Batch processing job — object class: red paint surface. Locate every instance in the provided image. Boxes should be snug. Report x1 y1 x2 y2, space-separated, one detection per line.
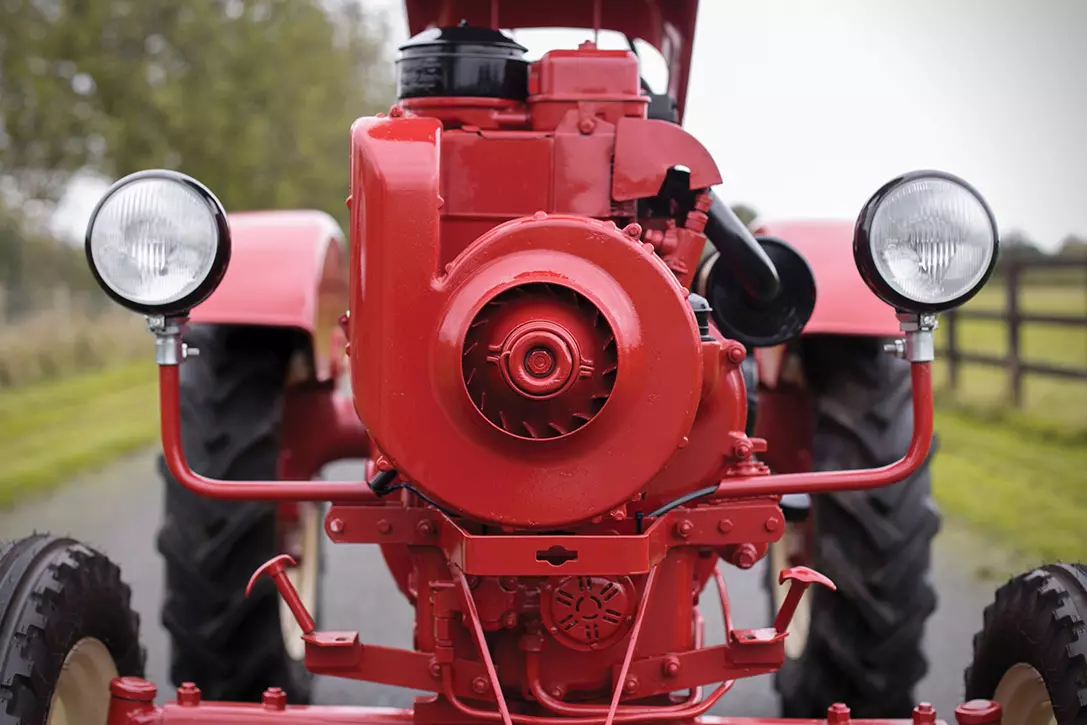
190 210 349 379
753 219 901 337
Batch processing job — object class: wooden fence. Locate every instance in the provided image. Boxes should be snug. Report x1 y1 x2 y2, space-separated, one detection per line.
939 257 1087 408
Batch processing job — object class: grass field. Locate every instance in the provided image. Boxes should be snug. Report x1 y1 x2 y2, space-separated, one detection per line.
0 360 159 509
930 275 1087 563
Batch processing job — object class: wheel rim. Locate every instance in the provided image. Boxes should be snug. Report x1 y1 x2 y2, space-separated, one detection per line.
47 637 118 725
769 523 811 659
280 502 321 661
994 662 1057 725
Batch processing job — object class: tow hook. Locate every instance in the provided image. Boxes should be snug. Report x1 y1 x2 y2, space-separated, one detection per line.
247 554 316 636
773 566 835 634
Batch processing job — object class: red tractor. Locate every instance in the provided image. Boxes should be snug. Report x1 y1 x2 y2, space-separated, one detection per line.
2 2 1084 724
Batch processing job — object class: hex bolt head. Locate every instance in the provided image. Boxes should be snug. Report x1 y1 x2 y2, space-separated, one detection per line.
913 702 937 725
472 676 489 694
623 676 639 695
176 682 201 706
262 687 287 710
827 702 851 724
764 516 781 532
429 661 442 678
718 519 734 534
674 520 694 538
623 223 643 238
416 519 436 538
376 519 392 534
329 518 344 534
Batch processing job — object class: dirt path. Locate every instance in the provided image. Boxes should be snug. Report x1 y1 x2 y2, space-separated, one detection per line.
0 449 1037 716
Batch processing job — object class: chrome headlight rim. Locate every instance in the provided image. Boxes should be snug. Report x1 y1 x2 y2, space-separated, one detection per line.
84 168 232 317
853 169 1000 314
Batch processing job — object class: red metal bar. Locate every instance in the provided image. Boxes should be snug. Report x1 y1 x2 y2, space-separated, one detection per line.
714 363 934 498
159 365 376 501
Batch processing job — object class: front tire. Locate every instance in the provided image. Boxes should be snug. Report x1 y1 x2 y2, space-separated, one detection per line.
155 324 320 703
770 335 941 717
965 563 1087 725
0 534 144 725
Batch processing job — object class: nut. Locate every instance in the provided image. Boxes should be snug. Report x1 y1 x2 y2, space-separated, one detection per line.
472 677 489 694
764 516 781 532
623 676 639 695
416 519 437 538
329 518 344 534
674 520 694 539
827 702 851 724
717 519 734 534
377 519 392 534
177 682 201 707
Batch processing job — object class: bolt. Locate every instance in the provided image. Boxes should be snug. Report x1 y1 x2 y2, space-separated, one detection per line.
623 676 639 695
827 702 851 724
262 687 287 710
500 576 518 591
725 343 746 364
732 440 753 460
674 520 694 538
718 519 734 534
662 657 681 677
389 105 404 118
177 682 201 707
472 677 489 694
623 223 643 238
764 516 781 532
733 543 758 569
110 677 157 702
429 661 441 678
549 626 559 634
578 117 596 134
503 612 518 629
377 519 392 534
329 518 344 534
609 508 626 521
913 702 937 725
416 519 436 538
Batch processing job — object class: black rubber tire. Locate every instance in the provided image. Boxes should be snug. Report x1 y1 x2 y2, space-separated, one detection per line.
964 563 1087 724
155 323 317 703
769 335 941 717
0 534 145 725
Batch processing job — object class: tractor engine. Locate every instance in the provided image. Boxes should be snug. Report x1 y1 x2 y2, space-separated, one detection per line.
346 25 764 706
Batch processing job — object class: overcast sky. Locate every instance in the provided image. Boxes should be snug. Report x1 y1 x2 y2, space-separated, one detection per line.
54 0 1087 250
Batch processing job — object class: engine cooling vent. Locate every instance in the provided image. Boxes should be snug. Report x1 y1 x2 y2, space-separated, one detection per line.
461 283 617 441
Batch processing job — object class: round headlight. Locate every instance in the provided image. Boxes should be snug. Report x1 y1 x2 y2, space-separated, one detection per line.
853 170 999 313
85 169 231 316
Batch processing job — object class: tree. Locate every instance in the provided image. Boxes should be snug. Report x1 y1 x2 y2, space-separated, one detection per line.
0 0 396 229
1057 234 1087 258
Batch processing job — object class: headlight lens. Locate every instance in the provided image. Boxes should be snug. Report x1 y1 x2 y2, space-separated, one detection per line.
86 170 230 315
854 171 998 312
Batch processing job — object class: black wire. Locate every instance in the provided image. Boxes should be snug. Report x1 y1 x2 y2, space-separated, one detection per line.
367 468 457 517
644 484 719 521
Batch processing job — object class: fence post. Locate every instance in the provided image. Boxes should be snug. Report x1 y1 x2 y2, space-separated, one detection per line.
944 308 959 391
0 285 6 325
1005 260 1022 407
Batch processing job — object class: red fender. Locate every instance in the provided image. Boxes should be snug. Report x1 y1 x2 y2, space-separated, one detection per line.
753 218 899 338
751 219 900 389
190 209 349 381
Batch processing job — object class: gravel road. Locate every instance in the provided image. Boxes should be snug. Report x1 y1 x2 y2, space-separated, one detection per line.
0 449 1038 718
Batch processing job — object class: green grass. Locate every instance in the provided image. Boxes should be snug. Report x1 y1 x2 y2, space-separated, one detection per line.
932 406 1087 564
0 360 159 509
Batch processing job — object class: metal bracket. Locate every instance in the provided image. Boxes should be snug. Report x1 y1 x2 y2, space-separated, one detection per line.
885 312 938 363
146 315 198 365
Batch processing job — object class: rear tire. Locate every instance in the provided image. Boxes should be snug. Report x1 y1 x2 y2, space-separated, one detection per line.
965 563 1087 724
769 335 941 717
155 324 319 703
0 534 144 725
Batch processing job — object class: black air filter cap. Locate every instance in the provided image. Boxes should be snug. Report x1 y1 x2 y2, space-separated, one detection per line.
397 23 529 101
